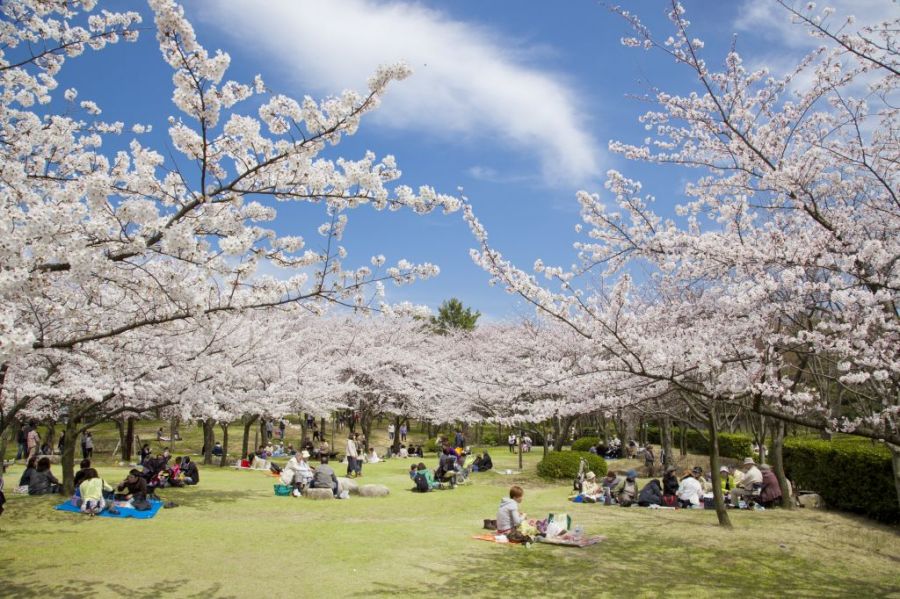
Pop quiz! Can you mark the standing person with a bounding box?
[278,418,286,440]
[346,434,359,478]
[26,423,40,460]
[454,430,465,450]
[83,432,94,459]
[16,423,27,461]
[265,420,274,441]
[642,445,655,476]
[354,433,364,477]
[57,431,66,456]
[507,432,516,454]
[80,431,88,459]
[399,423,407,442]
[388,423,395,442]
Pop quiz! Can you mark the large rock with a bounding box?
[304,487,334,500]
[358,484,390,498]
[337,477,359,495]
[798,493,824,509]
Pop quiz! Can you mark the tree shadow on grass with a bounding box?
[156,487,265,509]
[359,533,900,599]
[1,577,236,599]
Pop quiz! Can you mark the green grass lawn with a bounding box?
[1,449,898,598]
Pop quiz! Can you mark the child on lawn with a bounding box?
[496,485,534,544]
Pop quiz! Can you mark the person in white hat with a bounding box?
[281,449,314,492]
[732,457,762,503]
[579,471,602,502]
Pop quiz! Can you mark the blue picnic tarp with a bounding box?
[54,499,163,519]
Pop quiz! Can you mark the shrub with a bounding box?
[480,431,499,446]
[537,451,607,480]
[644,426,753,460]
[570,437,600,452]
[784,438,897,523]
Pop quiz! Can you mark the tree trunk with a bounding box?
[706,409,732,528]
[679,426,687,457]
[123,417,135,462]
[661,417,675,468]
[114,418,126,458]
[553,416,575,451]
[771,419,794,509]
[518,431,523,471]
[45,421,56,455]
[61,418,80,496]
[202,418,215,465]
[300,415,308,446]
[392,415,401,454]
[260,419,268,448]
[219,422,230,467]
[887,442,900,517]
[242,415,259,459]
[169,417,179,452]
[0,422,12,462]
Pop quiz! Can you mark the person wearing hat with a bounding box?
[579,471,602,502]
[732,457,763,503]
[614,469,640,506]
[676,466,704,508]
[719,465,735,495]
[281,450,313,492]
[758,464,783,507]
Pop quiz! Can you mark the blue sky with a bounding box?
[54,0,891,320]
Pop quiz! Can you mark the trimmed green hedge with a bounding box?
[784,438,898,523]
[570,437,600,452]
[645,426,753,459]
[480,431,499,447]
[537,451,607,480]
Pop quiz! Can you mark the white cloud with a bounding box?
[195,0,600,185]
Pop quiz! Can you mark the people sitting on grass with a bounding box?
[18,456,37,490]
[496,485,533,544]
[615,469,639,506]
[398,444,409,459]
[309,456,339,497]
[250,447,269,470]
[732,457,762,504]
[758,464,782,508]
[412,462,438,492]
[601,470,621,498]
[579,471,603,502]
[73,459,92,489]
[411,445,424,458]
[637,479,664,507]
[662,465,679,496]
[212,441,223,456]
[282,450,313,492]
[116,469,148,501]
[435,447,459,488]
[156,427,170,442]
[78,468,112,515]
[718,466,734,494]
[474,451,493,472]
[676,466,704,508]
[139,443,152,465]
[28,457,61,495]
[181,457,199,485]
[366,447,381,464]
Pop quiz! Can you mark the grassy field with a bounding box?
[2,444,899,599]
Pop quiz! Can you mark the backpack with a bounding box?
[413,473,429,492]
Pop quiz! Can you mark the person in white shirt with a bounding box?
[677,466,705,508]
[346,435,359,478]
[281,450,313,491]
[732,457,763,503]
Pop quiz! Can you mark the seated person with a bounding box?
[116,469,148,501]
[211,441,223,456]
[435,449,459,487]
[160,457,185,488]
[18,457,37,489]
[662,465,680,498]
[156,427,170,442]
[139,443,152,465]
[78,468,112,515]
[732,458,763,503]
[601,470,622,494]
[73,458,92,491]
[250,447,269,470]
[28,457,60,495]
[719,465,735,495]
[318,440,330,457]
[398,444,409,459]
[367,448,381,464]
[479,451,493,471]
[496,485,532,544]
[676,467,704,508]
[758,464,782,508]
[181,457,199,485]
[615,469,640,506]
[281,450,313,490]
[412,462,437,491]
[309,456,339,497]
[637,479,664,507]
[579,471,603,502]
[471,453,484,471]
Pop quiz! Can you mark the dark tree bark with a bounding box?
[241,414,258,459]
[60,417,80,496]
[391,414,401,454]
[706,408,732,528]
[202,418,215,465]
[660,417,675,468]
[771,419,794,509]
[219,422,230,467]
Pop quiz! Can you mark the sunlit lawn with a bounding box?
[2,443,898,599]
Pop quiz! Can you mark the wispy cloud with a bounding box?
[196,0,601,185]
[734,0,890,47]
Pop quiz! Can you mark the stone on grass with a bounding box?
[358,484,390,498]
[304,487,334,500]
[798,493,824,509]
[337,477,359,495]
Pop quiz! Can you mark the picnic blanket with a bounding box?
[537,534,605,547]
[55,499,163,520]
